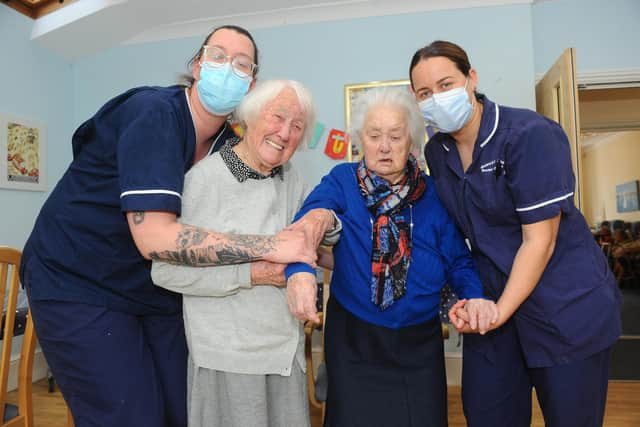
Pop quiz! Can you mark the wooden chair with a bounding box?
[66,405,74,427]
[0,246,37,427]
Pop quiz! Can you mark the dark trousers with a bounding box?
[27,294,188,427]
[324,296,447,427]
[462,319,611,427]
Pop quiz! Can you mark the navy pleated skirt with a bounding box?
[324,296,447,427]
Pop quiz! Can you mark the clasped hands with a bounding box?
[252,209,334,321]
[448,298,501,335]
[256,208,334,276]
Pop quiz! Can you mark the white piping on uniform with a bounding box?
[208,122,228,156]
[440,103,500,151]
[479,104,500,148]
[185,88,197,144]
[185,88,229,156]
[480,160,496,169]
[516,192,574,212]
[120,189,182,199]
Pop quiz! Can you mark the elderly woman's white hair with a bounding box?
[349,87,425,152]
[235,79,316,149]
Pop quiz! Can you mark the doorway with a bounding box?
[579,86,640,380]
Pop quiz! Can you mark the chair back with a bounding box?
[612,219,625,231]
[0,246,36,427]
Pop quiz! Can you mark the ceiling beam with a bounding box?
[1,0,78,19]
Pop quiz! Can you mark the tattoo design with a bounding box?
[132,211,145,225]
[149,230,280,267]
[176,226,209,248]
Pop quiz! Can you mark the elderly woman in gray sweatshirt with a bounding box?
[151,79,338,427]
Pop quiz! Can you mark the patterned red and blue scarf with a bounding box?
[357,154,426,310]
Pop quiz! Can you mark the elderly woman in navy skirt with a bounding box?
[285,87,497,427]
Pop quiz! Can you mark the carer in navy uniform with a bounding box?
[409,40,621,427]
[19,25,316,427]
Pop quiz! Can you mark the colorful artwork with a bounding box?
[310,122,325,149]
[7,122,40,183]
[0,114,46,191]
[616,180,640,213]
[324,129,349,160]
[230,121,244,138]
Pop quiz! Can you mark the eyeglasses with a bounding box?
[200,45,257,78]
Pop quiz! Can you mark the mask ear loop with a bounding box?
[465,77,478,115]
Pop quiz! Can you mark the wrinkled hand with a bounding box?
[286,272,320,324]
[286,209,335,250]
[250,261,286,287]
[449,298,500,335]
[448,299,468,331]
[317,246,334,270]
[263,229,318,267]
[465,298,499,334]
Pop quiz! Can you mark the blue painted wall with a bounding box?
[0,7,73,251]
[2,0,639,254]
[72,4,535,189]
[532,0,640,74]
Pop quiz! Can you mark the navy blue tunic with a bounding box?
[424,95,621,367]
[21,85,237,315]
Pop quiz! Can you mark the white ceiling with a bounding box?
[30,0,538,60]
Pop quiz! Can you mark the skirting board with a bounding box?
[7,349,49,392]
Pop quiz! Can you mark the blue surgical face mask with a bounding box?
[418,79,473,133]
[196,62,251,116]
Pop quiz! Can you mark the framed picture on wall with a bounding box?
[0,113,47,191]
[344,79,431,171]
[616,180,640,213]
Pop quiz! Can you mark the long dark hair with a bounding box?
[409,40,471,90]
[180,25,259,86]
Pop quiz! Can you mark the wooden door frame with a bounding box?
[537,69,640,89]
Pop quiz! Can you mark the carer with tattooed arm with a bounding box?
[18,25,315,427]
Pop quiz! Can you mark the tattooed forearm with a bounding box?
[149,232,281,266]
[226,234,278,256]
[149,246,252,266]
[175,225,209,248]
[132,211,145,225]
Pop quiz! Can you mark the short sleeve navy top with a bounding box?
[21,85,238,315]
[424,95,621,367]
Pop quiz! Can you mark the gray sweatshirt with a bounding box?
[151,152,308,376]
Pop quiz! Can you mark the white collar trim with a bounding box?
[184,87,197,144]
[479,104,500,148]
[439,103,500,152]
